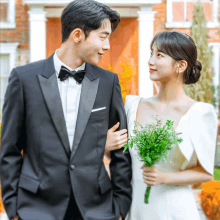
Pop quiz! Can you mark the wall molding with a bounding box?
[46,7,141,18]
[24,0,162,7]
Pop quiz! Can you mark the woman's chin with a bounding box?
[149,75,160,82]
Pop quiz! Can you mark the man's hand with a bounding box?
[12,216,19,220]
[119,215,123,220]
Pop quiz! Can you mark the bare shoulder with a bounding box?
[185,97,197,106]
[136,96,157,120]
[139,96,157,109]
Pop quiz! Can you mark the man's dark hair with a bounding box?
[61,0,121,43]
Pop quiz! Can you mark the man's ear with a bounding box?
[69,28,85,43]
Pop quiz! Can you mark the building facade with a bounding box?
[0,0,220,117]
[0,1,220,218]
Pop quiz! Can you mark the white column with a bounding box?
[213,0,219,24]
[0,213,9,220]
[138,7,156,98]
[28,6,47,62]
[166,0,173,23]
[210,43,220,115]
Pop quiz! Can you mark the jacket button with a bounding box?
[70,165,75,170]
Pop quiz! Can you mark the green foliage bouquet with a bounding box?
[124,116,183,204]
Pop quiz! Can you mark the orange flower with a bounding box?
[107,62,137,103]
[0,185,5,213]
[199,179,220,219]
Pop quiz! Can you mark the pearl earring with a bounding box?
[176,65,179,74]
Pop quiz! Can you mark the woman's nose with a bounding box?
[148,56,155,66]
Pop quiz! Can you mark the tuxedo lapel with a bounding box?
[70,63,99,161]
[38,54,71,156]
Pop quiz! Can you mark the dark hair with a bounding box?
[61,0,121,43]
[150,31,202,84]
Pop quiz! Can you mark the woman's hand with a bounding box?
[104,122,128,160]
[141,165,167,187]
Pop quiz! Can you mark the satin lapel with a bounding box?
[38,72,71,157]
[70,76,99,160]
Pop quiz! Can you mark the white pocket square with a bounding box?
[91,107,106,112]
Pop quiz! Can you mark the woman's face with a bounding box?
[148,44,178,83]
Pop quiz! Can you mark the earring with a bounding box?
[176,65,179,74]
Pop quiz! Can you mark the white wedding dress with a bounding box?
[124,95,217,220]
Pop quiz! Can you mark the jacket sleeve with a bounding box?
[108,74,132,218]
[0,68,25,219]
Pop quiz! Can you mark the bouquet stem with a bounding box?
[144,186,151,204]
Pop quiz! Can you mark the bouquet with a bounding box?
[124,116,183,204]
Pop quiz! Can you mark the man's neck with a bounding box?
[57,45,84,70]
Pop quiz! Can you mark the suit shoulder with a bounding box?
[89,64,116,78]
[15,59,46,76]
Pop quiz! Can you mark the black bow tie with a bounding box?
[58,65,86,84]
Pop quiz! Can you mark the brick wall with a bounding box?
[0,0,29,47]
[0,0,30,66]
[153,0,167,34]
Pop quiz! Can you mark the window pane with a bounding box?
[0,2,8,22]
[173,2,185,22]
[0,54,10,112]
[1,77,9,99]
[0,54,10,77]
[171,1,213,22]
[187,2,213,22]
[203,2,213,21]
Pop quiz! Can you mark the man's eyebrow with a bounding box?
[100,31,111,35]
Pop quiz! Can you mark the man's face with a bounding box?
[78,18,111,65]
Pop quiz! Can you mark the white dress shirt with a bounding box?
[53,49,85,150]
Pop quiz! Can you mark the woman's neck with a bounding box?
[156,81,186,104]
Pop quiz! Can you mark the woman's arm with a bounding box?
[141,160,213,187]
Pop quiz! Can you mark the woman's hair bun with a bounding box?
[184,60,202,85]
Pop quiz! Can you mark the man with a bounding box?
[0,0,132,219]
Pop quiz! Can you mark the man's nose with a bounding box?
[103,38,110,51]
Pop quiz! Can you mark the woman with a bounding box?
[104,31,217,219]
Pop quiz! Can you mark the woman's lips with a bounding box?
[149,69,157,74]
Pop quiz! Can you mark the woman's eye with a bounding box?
[150,52,153,56]
[157,53,162,57]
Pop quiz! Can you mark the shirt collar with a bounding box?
[53,49,86,76]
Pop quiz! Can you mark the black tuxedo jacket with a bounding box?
[0,54,132,220]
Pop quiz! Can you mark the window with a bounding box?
[166,0,219,28]
[0,1,8,22]
[0,54,10,111]
[0,0,15,29]
[0,43,19,112]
